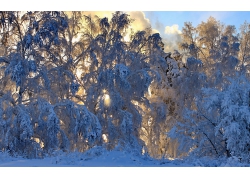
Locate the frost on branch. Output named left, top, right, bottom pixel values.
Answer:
left=74, top=103, right=102, bottom=147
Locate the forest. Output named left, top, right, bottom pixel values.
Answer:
left=0, top=11, right=250, bottom=164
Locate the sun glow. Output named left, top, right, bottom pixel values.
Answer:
left=84, top=57, right=91, bottom=68
left=33, top=138, right=44, bottom=148
left=102, top=134, right=108, bottom=143
left=124, top=33, right=130, bottom=42
left=103, top=89, right=111, bottom=107
left=131, top=100, right=139, bottom=106
left=104, top=94, right=111, bottom=106
left=148, top=86, right=152, bottom=97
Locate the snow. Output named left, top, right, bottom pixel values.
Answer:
left=0, top=146, right=249, bottom=167
left=0, top=157, right=62, bottom=167
left=0, top=148, right=249, bottom=180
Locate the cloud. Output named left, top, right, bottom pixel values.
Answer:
left=138, top=12, right=182, bottom=52
left=128, top=12, right=163, bottom=36
left=127, top=11, right=151, bottom=31
left=162, top=24, right=182, bottom=52
left=165, top=24, right=181, bottom=34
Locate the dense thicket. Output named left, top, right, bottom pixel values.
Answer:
left=169, top=17, right=250, bottom=162
left=0, top=11, right=250, bottom=162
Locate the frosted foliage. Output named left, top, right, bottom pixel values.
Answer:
left=39, top=67, right=51, bottom=89
left=215, top=70, right=223, bottom=84
left=227, top=56, right=239, bottom=68
left=166, top=57, right=180, bottom=78
left=74, top=105, right=101, bottom=146
left=114, top=64, right=131, bottom=91
left=172, top=50, right=182, bottom=60
left=15, top=106, right=33, bottom=141
left=0, top=95, right=14, bottom=151
left=120, top=110, right=133, bottom=136
left=32, top=99, right=60, bottom=152
left=46, top=110, right=60, bottom=150
left=4, top=53, right=38, bottom=94
left=4, top=104, right=39, bottom=158
left=115, top=64, right=130, bottom=79
left=70, top=81, right=79, bottom=95
left=186, top=57, right=202, bottom=71
left=23, top=34, right=32, bottom=49
left=13, top=61, right=24, bottom=82
left=137, top=70, right=151, bottom=89
left=156, top=104, right=167, bottom=120
left=98, top=69, right=115, bottom=88
left=33, top=15, right=68, bottom=49
left=215, top=76, right=250, bottom=161
left=28, top=60, right=37, bottom=72
left=86, top=117, right=102, bottom=145
left=5, top=57, right=25, bottom=87
left=78, top=11, right=170, bottom=155
left=173, top=74, right=250, bottom=161
left=28, top=98, right=102, bottom=153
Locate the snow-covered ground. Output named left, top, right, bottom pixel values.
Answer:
left=0, top=146, right=249, bottom=167
left=0, top=146, right=183, bottom=167
left=0, top=146, right=249, bottom=180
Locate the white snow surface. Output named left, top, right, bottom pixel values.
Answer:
left=0, top=146, right=249, bottom=167
left=1, top=147, right=249, bottom=180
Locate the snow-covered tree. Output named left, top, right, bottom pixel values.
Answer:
left=168, top=62, right=250, bottom=162
left=166, top=17, right=248, bottom=160
left=213, top=75, right=250, bottom=161
left=0, top=93, right=41, bottom=158
left=239, top=21, right=250, bottom=75
left=74, top=12, right=171, bottom=155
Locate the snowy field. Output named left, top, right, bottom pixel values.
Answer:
left=0, top=146, right=249, bottom=180
left=0, top=147, right=185, bottom=167
left=1, top=146, right=249, bottom=167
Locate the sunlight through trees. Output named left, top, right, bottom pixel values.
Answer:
left=1, top=11, right=250, bottom=163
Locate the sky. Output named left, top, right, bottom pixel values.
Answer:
left=144, top=11, right=250, bottom=31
